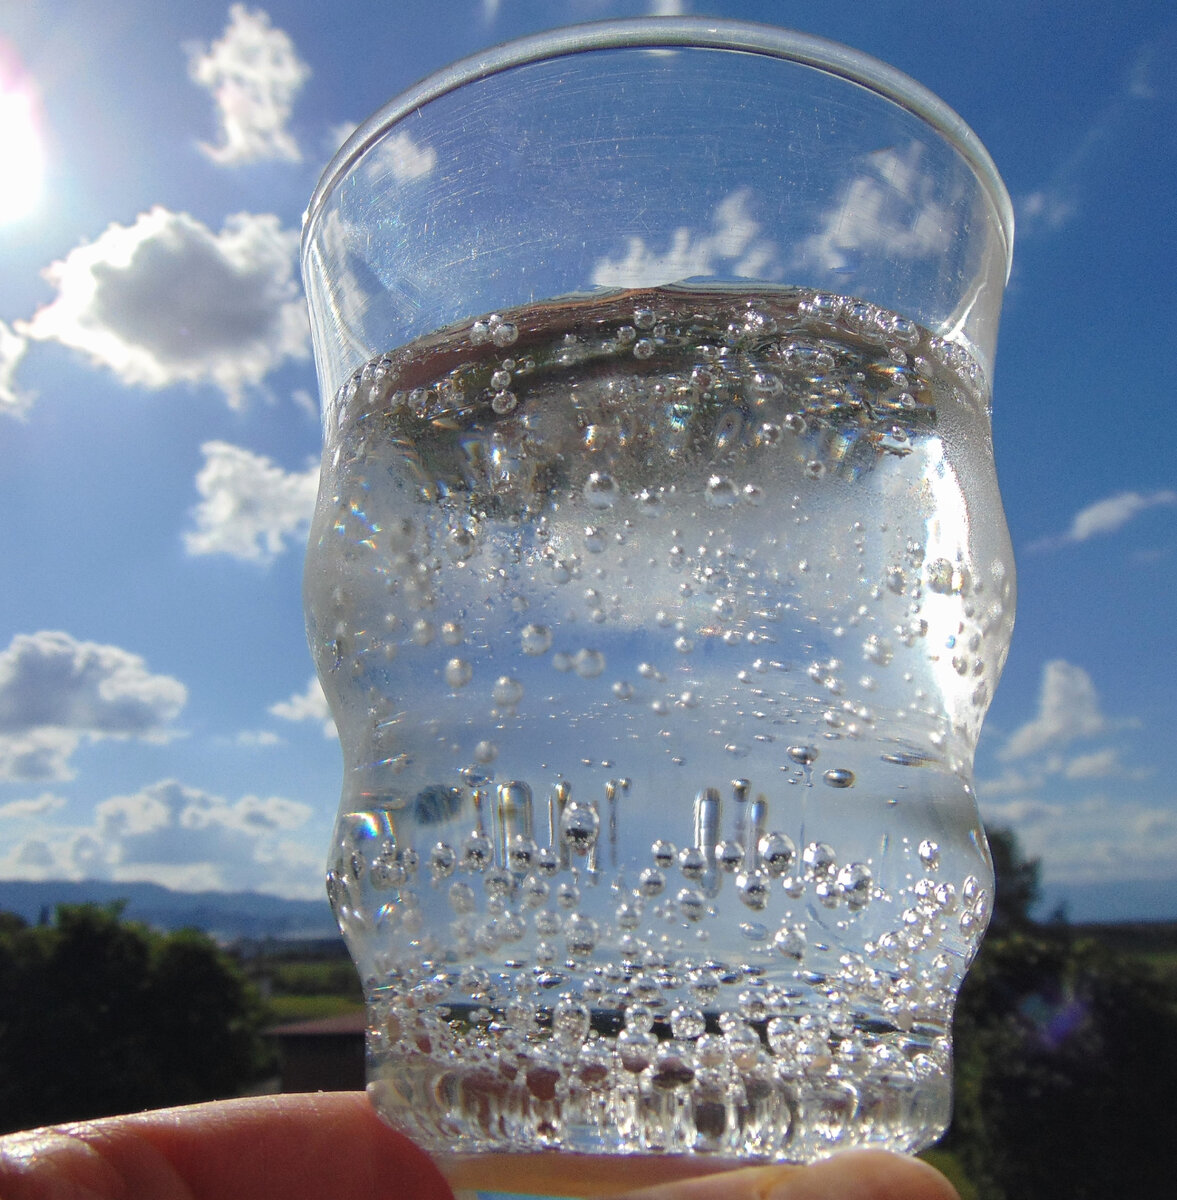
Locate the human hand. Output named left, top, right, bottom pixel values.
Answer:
left=0, top=1092, right=959, bottom=1200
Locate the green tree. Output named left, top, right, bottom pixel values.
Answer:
left=0, top=903, right=273, bottom=1133
left=944, top=830, right=1177, bottom=1198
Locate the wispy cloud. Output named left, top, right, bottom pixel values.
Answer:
left=187, top=4, right=311, bottom=166
left=0, top=792, right=67, bottom=820
left=18, top=207, right=308, bottom=407
left=1029, top=489, right=1177, bottom=552
left=0, top=632, right=187, bottom=782
left=1014, top=31, right=1173, bottom=236
left=0, top=320, right=31, bottom=418
left=185, top=441, right=318, bottom=563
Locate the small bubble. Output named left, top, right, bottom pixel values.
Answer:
left=759, top=832, right=797, bottom=876
left=429, top=842, right=456, bottom=879
left=678, top=846, right=707, bottom=881
left=822, top=768, right=856, bottom=789
left=802, top=841, right=837, bottom=880
left=918, top=839, right=941, bottom=869
left=412, top=619, right=435, bottom=646
left=705, top=475, right=739, bottom=508
left=633, top=338, right=655, bottom=359
left=638, top=866, right=666, bottom=897
left=491, top=390, right=518, bottom=415
left=651, top=839, right=677, bottom=868
left=677, top=887, right=707, bottom=922
left=492, top=676, right=525, bottom=707
left=520, top=623, right=553, bottom=655
left=565, top=913, right=600, bottom=958
left=784, top=413, right=807, bottom=436
left=574, top=648, right=606, bottom=678
left=490, top=368, right=512, bottom=390
left=444, top=658, right=473, bottom=689
left=473, top=740, right=498, bottom=764
left=560, top=802, right=600, bottom=854
left=774, top=925, right=807, bottom=961
left=737, top=870, right=771, bottom=911
left=837, top=862, right=873, bottom=908
left=461, top=833, right=493, bottom=872
left=787, top=744, right=819, bottom=767
left=584, top=472, right=618, bottom=508
left=441, top=621, right=463, bottom=645
left=612, top=680, right=634, bottom=700
left=670, top=1007, right=706, bottom=1039
left=491, top=320, right=518, bottom=347
left=449, top=881, right=477, bottom=913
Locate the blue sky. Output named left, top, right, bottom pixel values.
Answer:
left=0, top=0, right=1174, bottom=920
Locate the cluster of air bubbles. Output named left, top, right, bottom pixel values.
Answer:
left=470, top=312, right=519, bottom=348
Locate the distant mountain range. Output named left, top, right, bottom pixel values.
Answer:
left=1, top=875, right=1172, bottom=940
left=0, top=879, right=338, bottom=941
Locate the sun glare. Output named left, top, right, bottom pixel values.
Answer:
left=0, top=76, right=45, bottom=225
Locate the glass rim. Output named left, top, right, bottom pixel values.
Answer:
left=302, top=16, right=1014, bottom=281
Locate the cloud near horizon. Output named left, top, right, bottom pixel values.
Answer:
left=187, top=4, right=311, bottom=166
left=0, top=632, right=187, bottom=783
left=1, top=777, right=319, bottom=896
left=18, top=207, right=308, bottom=408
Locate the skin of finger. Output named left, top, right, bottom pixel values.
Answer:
left=604, top=1151, right=961, bottom=1200
left=0, top=1093, right=455, bottom=1200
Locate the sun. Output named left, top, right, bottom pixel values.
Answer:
left=0, top=69, right=45, bottom=225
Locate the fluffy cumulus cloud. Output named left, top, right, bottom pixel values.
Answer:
left=0, top=778, right=318, bottom=895
left=0, top=632, right=187, bottom=782
left=592, top=189, right=776, bottom=288
left=185, top=440, right=319, bottom=563
left=187, top=4, right=311, bottom=165
left=18, top=207, right=307, bottom=407
left=1000, top=659, right=1109, bottom=761
left=0, top=319, right=31, bottom=417
left=270, top=677, right=335, bottom=737
left=1031, top=489, right=1177, bottom=551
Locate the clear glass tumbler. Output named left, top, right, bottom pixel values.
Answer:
left=302, top=17, right=1015, bottom=1195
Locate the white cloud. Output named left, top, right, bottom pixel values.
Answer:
left=184, top=440, right=319, bottom=563
left=236, top=729, right=283, bottom=748
left=18, top=207, right=307, bottom=408
left=0, top=792, right=67, bottom=820
left=1000, top=659, right=1109, bottom=761
left=270, top=676, right=335, bottom=738
left=0, top=632, right=187, bottom=782
left=1016, top=189, right=1077, bottom=236
left=592, top=189, right=776, bottom=288
left=795, top=144, right=952, bottom=274
left=0, top=319, right=31, bottom=417
left=366, top=130, right=437, bottom=183
left=187, top=4, right=311, bottom=165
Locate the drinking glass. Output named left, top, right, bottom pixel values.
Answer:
left=301, top=17, right=1015, bottom=1196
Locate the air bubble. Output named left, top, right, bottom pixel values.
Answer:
left=584, top=472, right=618, bottom=508
left=737, top=870, right=771, bottom=911
left=490, top=320, right=518, bottom=347
left=677, top=887, right=707, bottom=922
left=633, top=338, right=655, bottom=359
left=492, top=676, right=524, bottom=707
left=705, top=475, right=739, bottom=508
left=491, top=390, right=517, bottom=415
left=473, top=740, right=498, bottom=764
left=759, top=832, right=797, bottom=876
left=573, top=648, right=606, bottom=678
left=444, top=658, right=473, bottom=689
left=774, top=925, right=807, bottom=961
left=822, top=768, right=856, bottom=789
left=520, top=624, right=552, bottom=655
left=918, top=839, right=941, bottom=869
left=560, top=802, right=600, bottom=854
left=787, top=745, right=819, bottom=767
